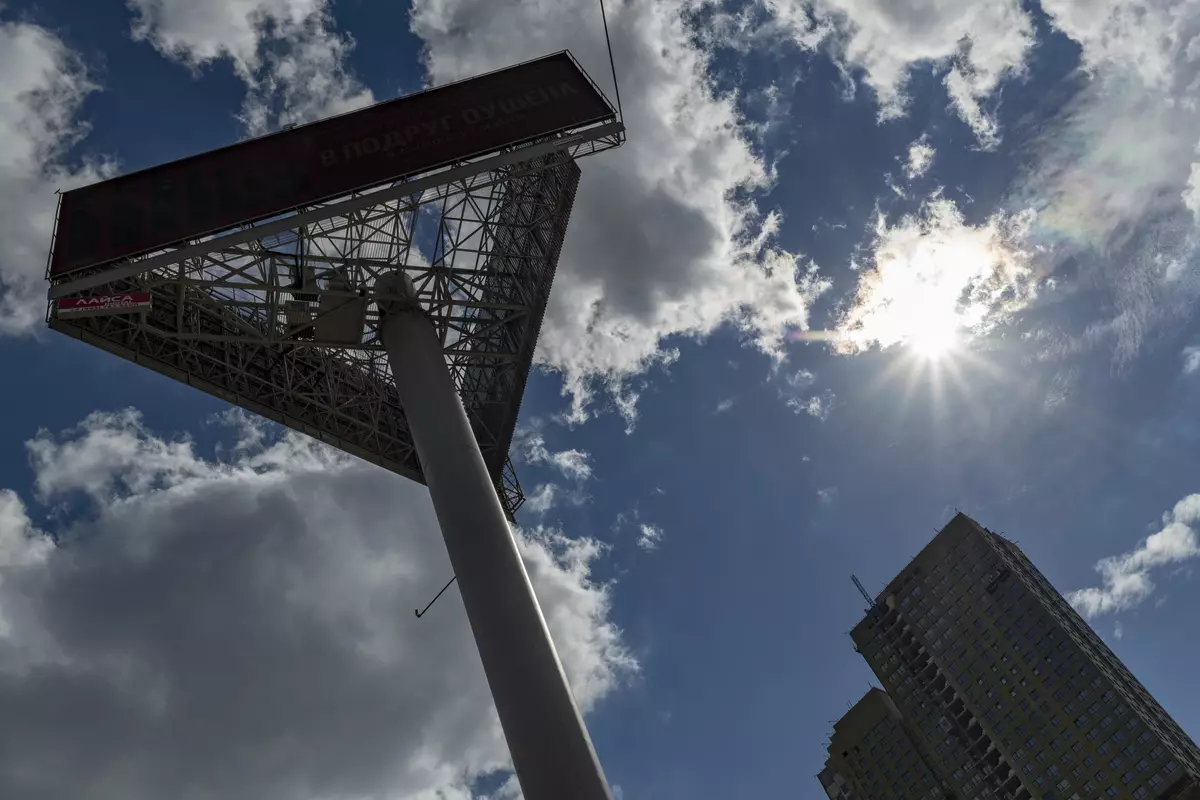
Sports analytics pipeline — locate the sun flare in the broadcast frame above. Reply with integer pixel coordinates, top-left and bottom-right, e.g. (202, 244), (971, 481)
(905, 313), (961, 359)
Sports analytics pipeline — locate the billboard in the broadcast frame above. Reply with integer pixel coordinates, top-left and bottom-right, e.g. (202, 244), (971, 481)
(55, 292), (152, 318)
(50, 52), (614, 277)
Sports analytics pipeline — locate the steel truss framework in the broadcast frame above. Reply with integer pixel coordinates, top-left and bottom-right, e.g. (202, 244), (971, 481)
(46, 128), (618, 517)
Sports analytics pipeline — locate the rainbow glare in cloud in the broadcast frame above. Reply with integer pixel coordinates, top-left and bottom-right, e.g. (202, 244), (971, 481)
(785, 328), (841, 343)
(1008, 71), (1197, 257)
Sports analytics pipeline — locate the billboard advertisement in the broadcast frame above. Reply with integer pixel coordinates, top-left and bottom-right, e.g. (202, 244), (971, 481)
(56, 292), (152, 318)
(50, 52), (614, 277)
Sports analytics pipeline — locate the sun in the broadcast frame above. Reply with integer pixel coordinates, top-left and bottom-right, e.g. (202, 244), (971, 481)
(904, 312), (961, 360)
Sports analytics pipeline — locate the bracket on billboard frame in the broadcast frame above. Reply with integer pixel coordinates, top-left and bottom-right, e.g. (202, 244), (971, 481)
(45, 52), (624, 519)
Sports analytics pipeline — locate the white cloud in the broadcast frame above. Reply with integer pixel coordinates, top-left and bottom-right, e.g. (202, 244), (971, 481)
(1040, 0), (1199, 91)
(0, 410), (634, 799)
(637, 523), (664, 551)
(521, 482), (590, 518)
(0, 18), (111, 334)
(817, 486), (838, 505)
(1185, 153), (1200, 222)
(778, 368), (833, 419)
(612, 510), (665, 553)
(764, 0), (1034, 143)
(127, 0), (373, 135)
(1067, 493), (1200, 618)
(715, 398), (736, 414)
(1113, 621), (1124, 640)
(836, 197), (1036, 352)
(524, 434), (593, 482)
(789, 390), (835, 420)
(904, 135), (935, 180)
(410, 0), (830, 422)
(513, 426), (594, 515)
(0, 491), (53, 580)
(786, 368), (817, 391)
(1183, 345), (1200, 375)
(524, 483), (561, 515)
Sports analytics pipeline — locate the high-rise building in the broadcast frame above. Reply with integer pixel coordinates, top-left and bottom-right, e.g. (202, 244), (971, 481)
(847, 513), (1200, 800)
(820, 688), (946, 800)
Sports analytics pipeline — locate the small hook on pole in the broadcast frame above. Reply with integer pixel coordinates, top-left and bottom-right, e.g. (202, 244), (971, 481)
(415, 575), (458, 619)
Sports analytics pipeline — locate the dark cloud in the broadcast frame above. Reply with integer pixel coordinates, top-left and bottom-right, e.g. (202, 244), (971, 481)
(0, 412), (633, 800)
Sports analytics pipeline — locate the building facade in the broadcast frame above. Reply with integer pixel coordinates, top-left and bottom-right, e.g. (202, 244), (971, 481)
(818, 763), (859, 800)
(821, 688), (947, 800)
(846, 513), (1200, 800)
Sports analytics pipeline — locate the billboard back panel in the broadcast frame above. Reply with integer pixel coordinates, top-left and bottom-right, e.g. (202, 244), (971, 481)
(50, 52), (612, 277)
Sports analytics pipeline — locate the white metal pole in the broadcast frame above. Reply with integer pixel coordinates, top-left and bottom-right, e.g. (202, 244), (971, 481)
(377, 273), (612, 800)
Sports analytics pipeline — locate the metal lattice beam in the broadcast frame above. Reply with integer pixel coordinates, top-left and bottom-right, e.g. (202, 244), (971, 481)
(48, 147), (587, 518)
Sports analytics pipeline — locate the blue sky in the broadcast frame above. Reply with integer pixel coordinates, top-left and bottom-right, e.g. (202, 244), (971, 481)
(2, 0), (1200, 798)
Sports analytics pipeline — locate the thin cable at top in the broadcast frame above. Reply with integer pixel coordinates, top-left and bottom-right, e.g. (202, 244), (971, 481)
(599, 0), (624, 120)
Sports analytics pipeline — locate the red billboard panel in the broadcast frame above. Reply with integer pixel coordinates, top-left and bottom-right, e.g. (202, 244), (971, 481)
(50, 52), (614, 277)
(56, 292), (152, 318)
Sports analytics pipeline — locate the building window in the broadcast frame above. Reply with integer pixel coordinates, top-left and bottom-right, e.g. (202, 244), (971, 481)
(1106, 786), (1119, 797)
(1133, 787), (1148, 799)
(1165, 761), (1179, 775)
